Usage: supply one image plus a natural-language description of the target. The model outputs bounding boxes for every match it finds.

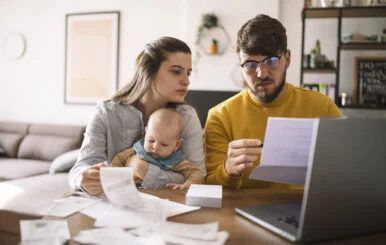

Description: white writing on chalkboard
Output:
[356,58,386,106]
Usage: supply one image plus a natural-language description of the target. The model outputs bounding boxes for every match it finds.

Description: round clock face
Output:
[3,32,26,60]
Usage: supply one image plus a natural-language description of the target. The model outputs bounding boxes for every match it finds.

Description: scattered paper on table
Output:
[39,196,99,217]
[93,198,168,229]
[73,228,165,245]
[20,220,70,245]
[130,221,228,245]
[131,221,219,241]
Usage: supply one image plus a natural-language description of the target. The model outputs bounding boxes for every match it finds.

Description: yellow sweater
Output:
[204,83,342,189]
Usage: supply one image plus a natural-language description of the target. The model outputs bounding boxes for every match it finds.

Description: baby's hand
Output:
[166,182,190,190]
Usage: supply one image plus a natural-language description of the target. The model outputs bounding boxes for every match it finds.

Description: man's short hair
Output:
[236,14,287,57]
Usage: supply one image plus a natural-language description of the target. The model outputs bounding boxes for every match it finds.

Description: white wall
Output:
[1,0,385,125]
[0,0,278,125]
[185,0,279,90]
[279,0,304,86]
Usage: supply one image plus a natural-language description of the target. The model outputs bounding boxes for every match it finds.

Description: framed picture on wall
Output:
[354,56,386,106]
[375,0,386,5]
[64,11,120,104]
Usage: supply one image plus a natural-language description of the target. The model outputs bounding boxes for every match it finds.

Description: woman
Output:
[68,37,205,195]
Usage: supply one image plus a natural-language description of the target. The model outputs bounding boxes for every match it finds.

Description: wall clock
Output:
[2,32,26,60]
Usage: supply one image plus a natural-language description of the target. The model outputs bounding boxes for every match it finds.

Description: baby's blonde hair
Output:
[148,108,184,138]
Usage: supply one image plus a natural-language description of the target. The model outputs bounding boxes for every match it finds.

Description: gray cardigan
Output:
[68,100,205,190]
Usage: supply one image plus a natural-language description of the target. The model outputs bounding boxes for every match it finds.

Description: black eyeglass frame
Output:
[240,54,283,73]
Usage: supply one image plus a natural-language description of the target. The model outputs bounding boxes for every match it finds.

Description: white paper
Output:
[39,196,99,217]
[249,117,318,185]
[259,117,316,167]
[131,222,229,245]
[73,228,165,245]
[131,221,219,241]
[80,192,200,221]
[100,167,143,209]
[93,197,168,229]
[186,184,222,198]
[19,237,64,245]
[166,199,201,217]
[79,200,113,220]
[20,220,70,244]
[165,231,229,245]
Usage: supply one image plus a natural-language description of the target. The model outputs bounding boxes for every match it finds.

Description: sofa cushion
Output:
[0,121,29,134]
[28,123,84,140]
[0,122,29,158]
[0,173,70,216]
[0,133,24,158]
[18,135,80,161]
[0,159,50,181]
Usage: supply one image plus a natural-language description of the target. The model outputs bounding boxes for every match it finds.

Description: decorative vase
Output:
[209,39,218,54]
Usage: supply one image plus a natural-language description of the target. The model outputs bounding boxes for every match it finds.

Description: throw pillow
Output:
[49,149,80,174]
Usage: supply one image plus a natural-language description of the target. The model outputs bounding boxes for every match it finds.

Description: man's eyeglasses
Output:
[240,55,282,74]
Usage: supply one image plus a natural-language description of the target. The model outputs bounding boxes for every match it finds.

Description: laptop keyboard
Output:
[278,216,299,228]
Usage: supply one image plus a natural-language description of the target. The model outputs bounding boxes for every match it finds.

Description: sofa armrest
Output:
[49,149,80,174]
[0,145,5,156]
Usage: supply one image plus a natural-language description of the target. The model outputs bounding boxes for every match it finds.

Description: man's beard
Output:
[255,70,286,103]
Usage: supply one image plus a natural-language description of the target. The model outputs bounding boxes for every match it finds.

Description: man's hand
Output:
[166,182,190,190]
[225,139,263,176]
[81,163,107,195]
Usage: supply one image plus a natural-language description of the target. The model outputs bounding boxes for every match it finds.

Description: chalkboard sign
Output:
[355,57,386,106]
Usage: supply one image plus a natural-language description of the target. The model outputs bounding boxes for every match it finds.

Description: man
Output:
[204,14,342,189]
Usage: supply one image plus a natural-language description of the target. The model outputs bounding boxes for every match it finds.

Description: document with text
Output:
[250,117,319,185]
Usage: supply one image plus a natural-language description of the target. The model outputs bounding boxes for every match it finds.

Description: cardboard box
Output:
[186,184,222,208]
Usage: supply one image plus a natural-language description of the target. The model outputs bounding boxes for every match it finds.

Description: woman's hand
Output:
[127,155,149,181]
[80,162,107,195]
[225,139,263,176]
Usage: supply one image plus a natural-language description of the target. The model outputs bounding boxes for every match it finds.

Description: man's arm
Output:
[327,98,343,117]
[204,106,264,190]
[204,109,244,189]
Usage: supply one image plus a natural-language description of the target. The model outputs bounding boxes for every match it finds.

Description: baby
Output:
[111,108,204,189]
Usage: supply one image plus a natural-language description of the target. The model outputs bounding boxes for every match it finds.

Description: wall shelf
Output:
[340,42,386,50]
[300,5,386,109]
[303,6,386,18]
[340,104,386,110]
[303,68,336,73]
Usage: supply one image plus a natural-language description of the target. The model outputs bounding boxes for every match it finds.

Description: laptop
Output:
[236,118,386,242]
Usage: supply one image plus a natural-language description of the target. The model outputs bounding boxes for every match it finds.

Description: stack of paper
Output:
[186,184,222,208]
[131,221,229,245]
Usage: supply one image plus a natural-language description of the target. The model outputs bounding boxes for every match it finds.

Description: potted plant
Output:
[195,13,218,46]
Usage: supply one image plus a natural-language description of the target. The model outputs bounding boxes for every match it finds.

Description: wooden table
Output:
[1,188,386,245]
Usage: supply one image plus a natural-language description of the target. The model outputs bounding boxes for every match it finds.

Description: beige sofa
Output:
[0,121,85,215]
